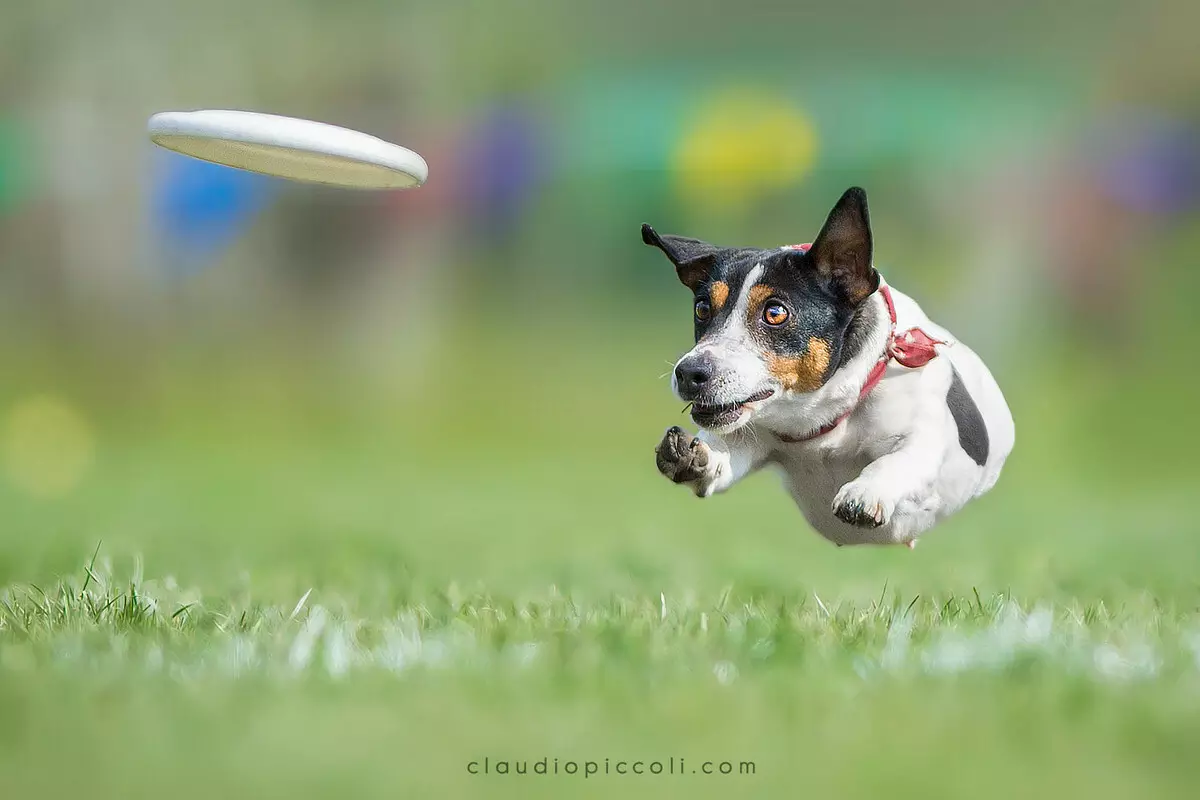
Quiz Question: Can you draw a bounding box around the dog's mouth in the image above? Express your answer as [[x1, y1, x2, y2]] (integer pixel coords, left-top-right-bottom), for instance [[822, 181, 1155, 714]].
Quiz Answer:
[[689, 389, 775, 429]]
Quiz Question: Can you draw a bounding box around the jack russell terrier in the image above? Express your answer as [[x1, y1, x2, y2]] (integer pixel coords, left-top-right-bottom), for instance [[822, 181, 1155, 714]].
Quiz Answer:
[[646, 188, 1014, 548]]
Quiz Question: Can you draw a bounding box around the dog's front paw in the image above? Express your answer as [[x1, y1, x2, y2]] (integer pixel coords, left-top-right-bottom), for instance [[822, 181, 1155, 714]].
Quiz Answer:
[[832, 481, 895, 529], [655, 426, 711, 489]]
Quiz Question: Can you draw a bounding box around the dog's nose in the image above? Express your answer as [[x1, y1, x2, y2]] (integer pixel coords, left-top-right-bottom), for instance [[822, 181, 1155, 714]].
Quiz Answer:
[[675, 355, 715, 396]]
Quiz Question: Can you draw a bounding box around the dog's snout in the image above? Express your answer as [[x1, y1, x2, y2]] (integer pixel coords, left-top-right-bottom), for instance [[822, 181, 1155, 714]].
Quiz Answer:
[[675, 355, 715, 396]]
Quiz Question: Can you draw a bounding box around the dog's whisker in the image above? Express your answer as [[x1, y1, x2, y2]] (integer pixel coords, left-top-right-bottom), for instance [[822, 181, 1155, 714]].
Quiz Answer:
[[681, 403, 694, 415]]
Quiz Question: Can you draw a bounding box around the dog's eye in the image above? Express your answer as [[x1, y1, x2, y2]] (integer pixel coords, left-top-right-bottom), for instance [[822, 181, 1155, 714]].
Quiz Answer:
[[694, 299, 712, 322], [763, 303, 790, 326]]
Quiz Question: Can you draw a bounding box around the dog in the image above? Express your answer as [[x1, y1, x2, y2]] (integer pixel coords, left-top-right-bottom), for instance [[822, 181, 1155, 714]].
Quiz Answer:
[[645, 187, 1014, 548]]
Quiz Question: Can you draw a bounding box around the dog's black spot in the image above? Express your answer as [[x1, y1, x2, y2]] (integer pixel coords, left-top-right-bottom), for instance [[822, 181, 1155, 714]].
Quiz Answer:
[[946, 366, 989, 466]]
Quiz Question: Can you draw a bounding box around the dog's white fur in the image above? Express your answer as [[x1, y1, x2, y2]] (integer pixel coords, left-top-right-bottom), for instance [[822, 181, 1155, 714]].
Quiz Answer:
[[663, 278, 1014, 547]]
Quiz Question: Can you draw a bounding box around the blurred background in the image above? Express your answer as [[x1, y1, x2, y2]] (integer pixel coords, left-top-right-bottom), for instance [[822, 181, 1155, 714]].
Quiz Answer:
[[1, 0, 1199, 588], [3, 0, 1200, 585], [3, 1, 1200, 797]]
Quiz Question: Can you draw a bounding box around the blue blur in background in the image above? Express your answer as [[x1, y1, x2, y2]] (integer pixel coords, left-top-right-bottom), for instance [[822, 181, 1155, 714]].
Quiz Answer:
[[150, 152, 278, 275]]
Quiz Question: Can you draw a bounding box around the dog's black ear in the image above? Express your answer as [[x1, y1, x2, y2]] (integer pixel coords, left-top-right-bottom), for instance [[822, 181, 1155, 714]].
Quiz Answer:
[[804, 188, 879, 304], [641, 224, 720, 291]]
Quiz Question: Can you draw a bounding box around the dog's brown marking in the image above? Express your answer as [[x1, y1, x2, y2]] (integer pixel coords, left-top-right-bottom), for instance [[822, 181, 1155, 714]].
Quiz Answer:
[[847, 280, 874, 305], [767, 338, 832, 392], [709, 281, 730, 311], [746, 284, 775, 315]]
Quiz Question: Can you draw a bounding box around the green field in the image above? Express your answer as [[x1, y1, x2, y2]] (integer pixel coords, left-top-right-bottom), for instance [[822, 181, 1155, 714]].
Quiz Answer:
[[2, 0, 1198, 795], [2, 320, 1199, 800]]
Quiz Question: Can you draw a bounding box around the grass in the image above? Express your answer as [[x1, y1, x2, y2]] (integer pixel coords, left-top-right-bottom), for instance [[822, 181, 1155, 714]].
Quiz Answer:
[[3, 558, 1199, 799], [3, 557, 1197, 689], [4, 556, 1200, 799], [1, 323, 1199, 799]]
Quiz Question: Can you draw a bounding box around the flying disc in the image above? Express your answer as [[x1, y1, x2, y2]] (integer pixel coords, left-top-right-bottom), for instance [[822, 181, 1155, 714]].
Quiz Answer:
[[147, 110, 428, 189]]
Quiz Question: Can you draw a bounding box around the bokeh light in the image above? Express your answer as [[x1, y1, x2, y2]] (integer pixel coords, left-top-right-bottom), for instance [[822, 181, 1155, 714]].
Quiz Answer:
[[3, 395, 95, 499], [672, 85, 818, 217]]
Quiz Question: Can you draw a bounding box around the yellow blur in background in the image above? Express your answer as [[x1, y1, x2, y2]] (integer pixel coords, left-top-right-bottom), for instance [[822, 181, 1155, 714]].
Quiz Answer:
[[2, 395, 94, 500], [672, 85, 818, 217]]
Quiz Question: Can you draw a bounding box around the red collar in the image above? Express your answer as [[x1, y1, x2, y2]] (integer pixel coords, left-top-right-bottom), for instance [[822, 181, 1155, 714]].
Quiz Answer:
[[776, 244, 944, 444]]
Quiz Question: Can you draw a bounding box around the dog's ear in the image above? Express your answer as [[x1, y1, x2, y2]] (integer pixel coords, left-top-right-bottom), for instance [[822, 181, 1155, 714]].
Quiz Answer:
[[804, 187, 879, 304], [641, 224, 720, 291]]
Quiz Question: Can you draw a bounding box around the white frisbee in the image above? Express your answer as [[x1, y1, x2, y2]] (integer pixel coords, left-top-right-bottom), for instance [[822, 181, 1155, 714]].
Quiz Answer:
[[148, 110, 428, 189]]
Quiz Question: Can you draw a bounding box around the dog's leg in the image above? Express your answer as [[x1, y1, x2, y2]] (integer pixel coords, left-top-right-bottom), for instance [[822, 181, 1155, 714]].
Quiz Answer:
[[655, 427, 762, 498], [831, 441, 941, 530]]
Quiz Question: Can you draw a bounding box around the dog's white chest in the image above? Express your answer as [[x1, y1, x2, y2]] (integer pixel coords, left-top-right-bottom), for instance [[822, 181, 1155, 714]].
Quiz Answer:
[[772, 447, 907, 546]]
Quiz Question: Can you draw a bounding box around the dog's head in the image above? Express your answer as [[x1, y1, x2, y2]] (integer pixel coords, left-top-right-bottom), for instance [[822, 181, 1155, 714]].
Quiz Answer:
[[644, 187, 880, 433]]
